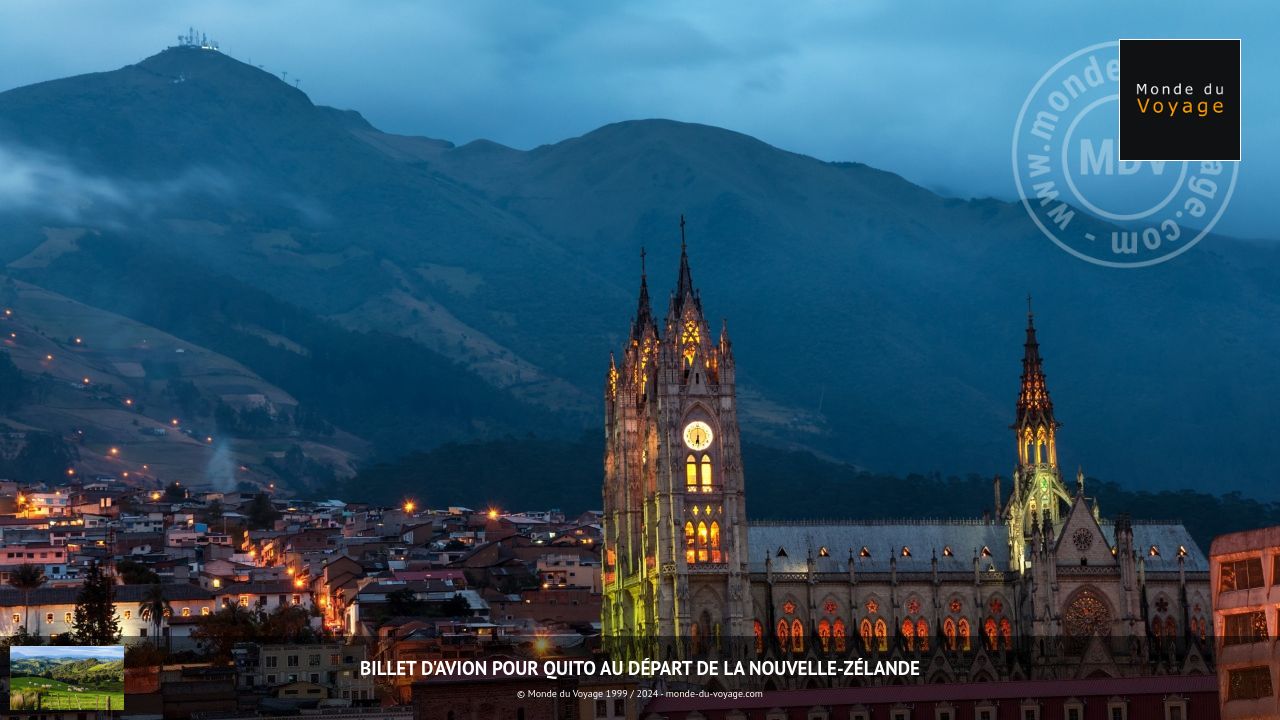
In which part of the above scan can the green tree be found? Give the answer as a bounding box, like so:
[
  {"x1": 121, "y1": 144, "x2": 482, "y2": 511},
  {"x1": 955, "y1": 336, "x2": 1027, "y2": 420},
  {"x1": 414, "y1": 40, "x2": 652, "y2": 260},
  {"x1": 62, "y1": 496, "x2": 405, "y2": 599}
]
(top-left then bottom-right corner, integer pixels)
[
  {"x1": 138, "y1": 583, "x2": 172, "y2": 648},
  {"x1": 115, "y1": 559, "x2": 160, "y2": 585},
  {"x1": 70, "y1": 561, "x2": 120, "y2": 645},
  {"x1": 0, "y1": 351, "x2": 26, "y2": 412},
  {"x1": 191, "y1": 603, "x2": 258, "y2": 664},
  {"x1": 163, "y1": 481, "x2": 185, "y2": 503},
  {"x1": 7, "y1": 563, "x2": 46, "y2": 636},
  {"x1": 246, "y1": 493, "x2": 280, "y2": 529}
]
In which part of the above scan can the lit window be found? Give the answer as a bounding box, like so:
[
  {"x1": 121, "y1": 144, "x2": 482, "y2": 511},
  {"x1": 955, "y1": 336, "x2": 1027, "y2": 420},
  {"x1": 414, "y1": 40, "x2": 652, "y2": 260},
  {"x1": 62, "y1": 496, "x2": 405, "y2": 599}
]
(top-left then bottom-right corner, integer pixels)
[
  {"x1": 709, "y1": 522, "x2": 722, "y2": 563},
  {"x1": 45, "y1": 613, "x2": 53, "y2": 624},
  {"x1": 902, "y1": 618, "x2": 916, "y2": 651},
  {"x1": 917, "y1": 618, "x2": 930, "y2": 651},
  {"x1": 818, "y1": 619, "x2": 831, "y2": 652},
  {"x1": 753, "y1": 620, "x2": 763, "y2": 655},
  {"x1": 943, "y1": 546, "x2": 953, "y2": 557},
  {"x1": 777, "y1": 619, "x2": 789, "y2": 650},
  {"x1": 700, "y1": 455, "x2": 713, "y2": 491},
  {"x1": 958, "y1": 618, "x2": 972, "y2": 651},
  {"x1": 64, "y1": 612, "x2": 71, "y2": 624},
  {"x1": 11, "y1": 613, "x2": 18, "y2": 624},
  {"x1": 859, "y1": 546, "x2": 871, "y2": 558},
  {"x1": 874, "y1": 618, "x2": 888, "y2": 652},
  {"x1": 944, "y1": 617, "x2": 957, "y2": 651},
  {"x1": 859, "y1": 618, "x2": 873, "y2": 651},
  {"x1": 818, "y1": 546, "x2": 830, "y2": 557},
  {"x1": 684, "y1": 522, "x2": 696, "y2": 564},
  {"x1": 791, "y1": 618, "x2": 804, "y2": 653},
  {"x1": 833, "y1": 618, "x2": 846, "y2": 652},
  {"x1": 902, "y1": 546, "x2": 911, "y2": 557},
  {"x1": 181, "y1": 607, "x2": 191, "y2": 617},
  {"x1": 124, "y1": 610, "x2": 132, "y2": 620},
  {"x1": 696, "y1": 522, "x2": 709, "y2": 562},
  {"x1": 685, "y1": 455, "x2": 697, "y2": 491}
]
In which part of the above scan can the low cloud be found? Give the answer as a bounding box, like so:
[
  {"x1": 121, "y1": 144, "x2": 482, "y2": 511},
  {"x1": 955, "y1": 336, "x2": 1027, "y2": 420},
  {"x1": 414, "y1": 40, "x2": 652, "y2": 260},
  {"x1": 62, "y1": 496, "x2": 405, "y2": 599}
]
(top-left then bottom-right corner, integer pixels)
[{"x1": 0, "y1": 143, "x2": 235, "y2": 222}]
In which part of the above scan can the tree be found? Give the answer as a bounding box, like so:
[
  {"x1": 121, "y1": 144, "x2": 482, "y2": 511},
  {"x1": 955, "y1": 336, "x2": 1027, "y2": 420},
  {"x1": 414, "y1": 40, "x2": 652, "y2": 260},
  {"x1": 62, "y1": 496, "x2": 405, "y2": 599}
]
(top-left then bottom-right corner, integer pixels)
[
  {"x1": 163, "y1": 481, "x2": 185, "y2": 503},
  {"x1": 116, "y1": 559, "x2": 160, "y2": 585},
  {"x1": 191, "y1": 603, "x2": 257, "y2": 664},
  {"x1": 138, "y1": 583, "x2": 172, "y2": 648},
  {"x1": 205, "y1": 498, "x2": 224, "y2": 522},
  {"x1": 0, "y1": 351, "x2": 27, "y2": 412},
  {"x1": 7, "y1": 563, "x2": 46, "y2": 636},
  {"x1": 70, "y1": 561, "x2": 120, "y2": 645},
  {"x1": 246, "y1": 493, "x2": 280, "y2": 530}
]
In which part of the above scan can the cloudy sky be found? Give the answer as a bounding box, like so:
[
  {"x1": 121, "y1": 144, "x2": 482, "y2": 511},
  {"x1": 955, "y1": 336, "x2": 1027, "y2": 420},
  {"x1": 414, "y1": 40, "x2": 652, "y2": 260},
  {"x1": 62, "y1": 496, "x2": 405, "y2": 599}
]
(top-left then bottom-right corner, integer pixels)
[
  {"x1": 0, "y1": 1, "x2": 1272, "y2": 237},
  {"x1": 10, "y1": 645, "x2": 123, "y2": 660}
]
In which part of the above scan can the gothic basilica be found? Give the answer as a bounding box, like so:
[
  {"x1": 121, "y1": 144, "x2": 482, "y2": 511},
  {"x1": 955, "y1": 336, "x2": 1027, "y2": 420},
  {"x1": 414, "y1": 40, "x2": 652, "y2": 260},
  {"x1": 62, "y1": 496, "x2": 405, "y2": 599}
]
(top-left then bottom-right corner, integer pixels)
[{"x1": 602, "y1": 225, "x2": 1212, "y2": 684}]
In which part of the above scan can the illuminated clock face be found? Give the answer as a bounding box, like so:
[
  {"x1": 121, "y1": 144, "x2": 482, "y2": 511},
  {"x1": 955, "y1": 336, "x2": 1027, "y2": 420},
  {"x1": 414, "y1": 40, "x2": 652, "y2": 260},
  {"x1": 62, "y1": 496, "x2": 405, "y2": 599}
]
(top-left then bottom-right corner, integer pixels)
[{"x1": 683, "y1": 421, "x2": 713, "y2": 450}]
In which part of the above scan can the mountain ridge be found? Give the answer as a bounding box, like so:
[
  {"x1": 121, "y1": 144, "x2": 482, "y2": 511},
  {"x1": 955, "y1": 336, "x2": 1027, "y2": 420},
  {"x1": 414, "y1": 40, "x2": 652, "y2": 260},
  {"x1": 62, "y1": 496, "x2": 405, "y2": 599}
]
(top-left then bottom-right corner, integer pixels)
[{"x1": 1, "y1": 46, "x2": 1278, "y2": 497}]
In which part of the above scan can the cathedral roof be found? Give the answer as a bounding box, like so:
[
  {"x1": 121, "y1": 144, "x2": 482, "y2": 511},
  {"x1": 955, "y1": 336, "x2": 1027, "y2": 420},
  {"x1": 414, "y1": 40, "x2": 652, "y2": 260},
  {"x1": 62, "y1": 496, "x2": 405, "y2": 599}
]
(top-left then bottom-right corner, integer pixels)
[
  {"x1": 1101, "y1": 521, "x2": 1208, "y2": 572},
  {"x1": 747, "y1": 521, "x2": 1010, "y2": 574},
  {"x1": 746, "y1": 519, "x2": 1209, "y2": 573}
]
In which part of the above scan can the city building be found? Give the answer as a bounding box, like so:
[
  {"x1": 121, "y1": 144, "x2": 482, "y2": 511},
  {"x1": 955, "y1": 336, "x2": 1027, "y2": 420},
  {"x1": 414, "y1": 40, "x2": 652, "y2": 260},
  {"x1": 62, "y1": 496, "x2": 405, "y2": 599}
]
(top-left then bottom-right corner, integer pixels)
[
  {"x1": 1210, "y1": 526, "x2": 1280, "y2": 718},
  {"x1": 602, "y1": 228, "x2": 1212, "y2": 683}
]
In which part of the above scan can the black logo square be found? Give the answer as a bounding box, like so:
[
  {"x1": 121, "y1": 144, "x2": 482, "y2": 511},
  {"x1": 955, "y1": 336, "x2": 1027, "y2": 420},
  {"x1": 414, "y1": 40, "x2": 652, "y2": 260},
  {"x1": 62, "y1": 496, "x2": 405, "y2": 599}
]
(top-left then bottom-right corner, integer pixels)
[{"x1": 1119, "y1": 39, "x2": 1240, "y2": 161}]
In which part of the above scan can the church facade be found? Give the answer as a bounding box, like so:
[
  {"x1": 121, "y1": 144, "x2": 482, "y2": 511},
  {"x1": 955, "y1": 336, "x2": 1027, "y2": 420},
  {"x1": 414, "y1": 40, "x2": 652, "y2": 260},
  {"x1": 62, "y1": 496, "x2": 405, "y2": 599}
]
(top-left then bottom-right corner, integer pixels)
[{"x1": 602, "y1": 227, "x2": 1212, "y2": 683}]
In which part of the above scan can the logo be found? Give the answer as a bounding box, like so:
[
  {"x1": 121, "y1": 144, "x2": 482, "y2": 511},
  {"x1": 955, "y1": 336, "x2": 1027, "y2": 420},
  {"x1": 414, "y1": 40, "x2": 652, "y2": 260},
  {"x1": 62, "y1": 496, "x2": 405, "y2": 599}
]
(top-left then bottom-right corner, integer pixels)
[{"x1": 1012, "y1": 42, "x2": 1238, "y2": 268}]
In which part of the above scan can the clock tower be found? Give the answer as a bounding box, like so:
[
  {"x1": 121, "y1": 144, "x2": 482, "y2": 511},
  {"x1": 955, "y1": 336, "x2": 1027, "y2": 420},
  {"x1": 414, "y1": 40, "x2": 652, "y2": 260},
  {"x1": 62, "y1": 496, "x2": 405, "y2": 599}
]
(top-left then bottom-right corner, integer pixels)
[{"x1": 603, "y1": 218, "x2": 753, "y2": 660}]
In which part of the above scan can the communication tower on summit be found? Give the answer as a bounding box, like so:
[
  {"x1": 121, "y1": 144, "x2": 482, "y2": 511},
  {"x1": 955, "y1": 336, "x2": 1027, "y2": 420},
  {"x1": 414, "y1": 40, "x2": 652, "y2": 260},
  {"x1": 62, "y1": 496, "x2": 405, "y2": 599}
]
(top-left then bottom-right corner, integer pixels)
[{"x1": 175, "y1": 27, "x2": 220, "y2": 51}]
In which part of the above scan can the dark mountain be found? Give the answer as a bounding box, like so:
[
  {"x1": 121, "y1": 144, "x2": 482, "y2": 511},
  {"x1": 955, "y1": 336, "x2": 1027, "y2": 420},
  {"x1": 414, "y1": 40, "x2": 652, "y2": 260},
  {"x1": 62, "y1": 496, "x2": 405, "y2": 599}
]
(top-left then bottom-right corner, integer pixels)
[{"x1": 2, "y1": 46, "x2": 1278, "y2": 496}]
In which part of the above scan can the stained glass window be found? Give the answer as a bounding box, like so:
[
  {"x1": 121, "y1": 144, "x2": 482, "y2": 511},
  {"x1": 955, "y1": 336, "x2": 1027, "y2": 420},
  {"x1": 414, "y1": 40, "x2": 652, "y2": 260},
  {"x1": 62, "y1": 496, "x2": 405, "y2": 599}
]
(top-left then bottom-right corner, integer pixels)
[
  {"x1": 984, "y1": 618, "x2": 998, "y2": 650},
  {"x1": 709, "y1": 522, "x2": 721, "y2": 563},
  {"x1": 958, "y1": 618, "x2": 971, "y2": 652},
  {"x1": 874, "y1": 618, "x2": 888, "y2": 652},
  {"x1": 684, "y1": 522, "x2": 695, "y2": 564},
  {"x1": 1064, "y1": 589, "x2": 1111, "y2": 638},
  {"x1": 791, "y1": 619, "x2": 804, "y2": 653},
  {"x1": 824, "y1": 599, "x2": 838, "y2": 615},
  {"x1": 777, "y1": 619, "x2": 790, "y2": 650},
  {"x1": 833, "y1": 619, "x2": 846, "y2": 652},
  {"x1": 860, "y1": 619, "x2": 873, "y2": 652},
  {"x1": 944, "y1": 617, "x2": 957, "y2": 651},
  {"x1": 902, "y1": 619, "x2": 916, "y2": 651},
  {"x1": 1000, "y1": 617, "x2": 1013, "y2": 650},
  {"x1": 754, "y1": 620, "x2": 763, "y2": 655},
  {"x1": 918, "y1": 619, "x2": 930, "y2": 652},
  {"x1": 696, "y1": 522, "x2": 708, "y2": 562},
  {"x1": 818, "y1": 620, "x2": 831, "y2": 652}
]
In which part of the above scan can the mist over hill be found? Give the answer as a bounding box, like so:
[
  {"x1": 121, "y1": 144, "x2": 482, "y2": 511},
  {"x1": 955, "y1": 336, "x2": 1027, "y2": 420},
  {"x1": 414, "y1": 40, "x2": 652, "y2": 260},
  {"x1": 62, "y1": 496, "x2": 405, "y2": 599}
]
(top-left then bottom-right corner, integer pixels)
[{"x1": 2, "y1": 45, "x2": 1278, "y2": 498}]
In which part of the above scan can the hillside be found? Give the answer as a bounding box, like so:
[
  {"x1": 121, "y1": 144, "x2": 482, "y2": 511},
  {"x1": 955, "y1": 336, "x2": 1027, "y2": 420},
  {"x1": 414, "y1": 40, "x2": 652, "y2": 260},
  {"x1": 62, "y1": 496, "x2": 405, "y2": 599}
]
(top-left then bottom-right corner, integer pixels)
[{"x1": 2, "y1": 46, "x2": 1279, "y2": 497}]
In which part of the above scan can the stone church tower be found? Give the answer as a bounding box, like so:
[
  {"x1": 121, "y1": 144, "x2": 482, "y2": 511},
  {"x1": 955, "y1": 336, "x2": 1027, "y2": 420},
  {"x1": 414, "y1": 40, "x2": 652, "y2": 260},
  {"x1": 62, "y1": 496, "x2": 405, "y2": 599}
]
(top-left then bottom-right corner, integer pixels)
[
  {"x1": 603, "y1": 219, "x2": 753, "y2": 659},
  {"x1": 1005, "y1": 300, "x2": 1073, "y2": 574}
]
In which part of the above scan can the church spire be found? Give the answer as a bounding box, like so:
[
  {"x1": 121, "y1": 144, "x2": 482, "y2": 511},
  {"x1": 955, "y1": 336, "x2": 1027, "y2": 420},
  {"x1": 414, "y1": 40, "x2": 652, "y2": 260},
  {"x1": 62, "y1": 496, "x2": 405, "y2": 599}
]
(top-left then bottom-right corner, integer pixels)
[
  {"x1": 631, "y1": 247, "x2": 655, "y2": 339},
  {"x1": 1015, "y1": 295, "x2": 1058, "y2": 431},
  {"x1": 669, "y1": 214, "x2": 701, "y2": 320}
]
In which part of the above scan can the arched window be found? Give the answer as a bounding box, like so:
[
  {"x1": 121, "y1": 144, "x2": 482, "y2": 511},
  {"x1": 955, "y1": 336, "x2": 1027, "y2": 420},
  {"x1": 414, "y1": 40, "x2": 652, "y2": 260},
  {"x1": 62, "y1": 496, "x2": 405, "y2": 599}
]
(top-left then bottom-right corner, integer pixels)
[
  {"x1": 686, "y1": 455, "x2": 698, "y2": 491},
  {"x1": 1153, "y1": 619, "x2": 1164, "y2": 640},
  {"x1": 958, "y1": 618, "x2": 971, "y2": 652},
  {"x1": 701, "y1": 455, "x2": 713, "y2": 492},
  {"x1": 709, "y1": 522, "x2": 722, "y2": 563},
  {"x1": 874, "y1": 618, "x2": 888, "y2": 652},
  {"x1": 684, "y1": 522, "x2": 696, "y2": 564},
  {"x1": 859, "y1": 619, "x2": 873, "y2": 652},
  {"x1": 791, "y1": 618, "x2": 804, "y2": 653},
  {"x1": 754, "y1": 620, "x2": 763, "y2": 655},
  {"x1": 818, "y1": 620, "x2": 831, "y2": 652},
  {"x1": 777, "y1": 619, "x2": 789, "y2": 651},
  {"x1": 902, "y1": 619, "x2": 916, "y2": 651},
  {"x1": 917, "y1": 618, "x2": 930, "y2": 652},
  {"x1": 690, "y1": 621, "x2": 701, "y2": 655},
  {"x1": 944, "y1": 618, "x2": 957, "y2": 651},
  {"x1": 696, "y1": 522, "x2": 709, "y2": 562},
  {"x1": 833, "y1": 619, "x2": 846, "y2": 652},
  {"x1": 1000, "y1": 617, "x2": 1013, "y2": 650},
  {"x1": 1164, "y1": 616, "x2": 1177, "y2": 639},
  {"x1": 984, "y1": 618, "x2": 998, "y2": 650}
]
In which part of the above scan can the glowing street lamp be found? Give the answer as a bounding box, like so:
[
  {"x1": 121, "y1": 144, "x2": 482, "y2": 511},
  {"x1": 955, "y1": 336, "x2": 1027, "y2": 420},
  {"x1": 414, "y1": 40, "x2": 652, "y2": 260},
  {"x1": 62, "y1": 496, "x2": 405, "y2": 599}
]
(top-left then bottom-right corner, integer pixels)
[{"x1": 403, "y1": 500, "x2": 416, "y2": 514}]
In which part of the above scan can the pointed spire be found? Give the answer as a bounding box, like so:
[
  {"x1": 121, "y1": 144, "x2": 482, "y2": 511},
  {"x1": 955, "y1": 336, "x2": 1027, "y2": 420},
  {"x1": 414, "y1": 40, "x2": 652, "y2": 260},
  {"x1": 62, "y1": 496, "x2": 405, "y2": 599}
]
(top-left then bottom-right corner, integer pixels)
[
  {"x1": 1076, "y1": 466, "x2": 1085, "y2": 496},
  {"x1": 675, "y1": 215, "x2": 695, "y2": 300},
  {"x1": 1015, "y1": 295, "x2": 1058, "y2": 430},
  {"x1": 668, "y1": 214, "x2": 701, "y2": 321},
  {"x1": 631, "y1": 247, "x2": 654, "y2": 339}
]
